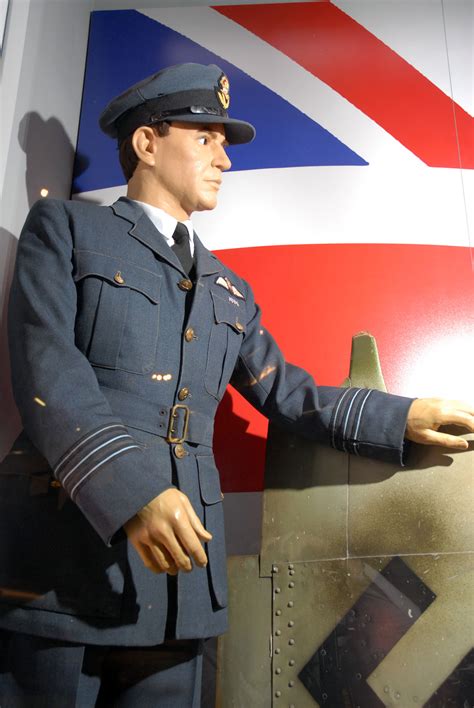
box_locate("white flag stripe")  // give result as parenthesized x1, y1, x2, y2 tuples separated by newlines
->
(75, 164, 470, 250)
(138, 6, 420, 168)
(334, 0, 473, 116)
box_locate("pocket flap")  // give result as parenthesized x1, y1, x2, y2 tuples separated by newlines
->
(211, 291, 246, 334)
(197, 456, 223, 505)
(74, 250, 161, 303)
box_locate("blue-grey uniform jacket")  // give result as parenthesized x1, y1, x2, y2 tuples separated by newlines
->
(0, 197, 413, 646)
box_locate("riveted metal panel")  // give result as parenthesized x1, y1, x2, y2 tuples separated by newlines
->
(217, 555, 272, 707)
(261, 333, 386, 577)
(261, 434, 349, 576)
(348, 433, 474, 557)
(270, 554, 473, 707)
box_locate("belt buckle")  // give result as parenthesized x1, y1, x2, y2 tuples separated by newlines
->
(166, 404, 190, 444)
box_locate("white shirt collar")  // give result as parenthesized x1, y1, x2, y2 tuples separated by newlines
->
(132, 200, 195, 255)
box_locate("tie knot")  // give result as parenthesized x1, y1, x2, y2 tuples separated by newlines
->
(173, 222, 189, 246)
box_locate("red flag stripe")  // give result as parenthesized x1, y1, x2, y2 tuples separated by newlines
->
(215, 2, 473, 168)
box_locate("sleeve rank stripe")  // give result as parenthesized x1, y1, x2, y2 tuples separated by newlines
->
(70, 445, 140, 500)
(352, 389, 373, 443)
(340, 388, 364, 452)
(330, 388, 353, 449)
(331, 388, 363, 451)
(60, 434, 134, 486)
(54, 423, 127, 475)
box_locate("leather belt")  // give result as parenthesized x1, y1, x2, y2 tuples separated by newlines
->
(101, 385, 214, 447)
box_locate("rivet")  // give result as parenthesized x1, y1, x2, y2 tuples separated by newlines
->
(288, 601, 294, 607)
(289, 659, 295, 666)
(275, 609, 282, 616)
(275, 690, 281, 698)
(288, 563, 294, 570)
(275, 648, 280, 654)
(272, 565, 279, 573)
(289, 639, 295, 645)
(289, 569, 295, 576)
(275, 587, 281, 593)
(288, 620, 294, 627)
(275, 630, 281, 636)
(288, 680, 294, 687)
(289, 581, 295, 588)
(275, 668, 281, 674)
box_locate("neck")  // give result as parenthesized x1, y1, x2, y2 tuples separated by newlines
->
(127, 178, 189, 221)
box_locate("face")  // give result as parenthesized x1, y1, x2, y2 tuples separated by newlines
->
(136, 121, 232, 220)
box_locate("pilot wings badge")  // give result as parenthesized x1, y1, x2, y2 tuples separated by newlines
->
(215, 275, 245, 299)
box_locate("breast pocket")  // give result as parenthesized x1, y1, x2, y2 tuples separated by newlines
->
(205, 291, 246, 400)
(74, 251, 161, 374)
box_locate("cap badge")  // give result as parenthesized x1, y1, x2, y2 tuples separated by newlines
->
(216, 74, 230, 110)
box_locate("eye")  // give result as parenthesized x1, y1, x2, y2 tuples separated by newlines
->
(198, 135, 208, 145)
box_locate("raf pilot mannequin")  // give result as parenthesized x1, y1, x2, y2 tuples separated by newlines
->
(1, 63, 473, 706)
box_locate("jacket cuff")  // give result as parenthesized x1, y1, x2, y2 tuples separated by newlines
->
(54, 428, 174, 545)
(329, 388, 414, 466)
(53, 422, 140, 500)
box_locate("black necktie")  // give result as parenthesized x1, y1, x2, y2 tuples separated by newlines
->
(171, 223, 193, 275)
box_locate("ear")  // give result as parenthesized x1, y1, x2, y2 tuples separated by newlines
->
(131, 126, 158, 166)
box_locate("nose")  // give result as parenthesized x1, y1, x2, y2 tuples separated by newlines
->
(213, 142, 232, 172)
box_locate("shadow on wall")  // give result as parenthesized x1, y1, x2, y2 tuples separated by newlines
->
(18, 111, 89, 207)
(0, 113, 90, 461)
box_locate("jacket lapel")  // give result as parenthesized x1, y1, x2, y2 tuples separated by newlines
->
(193, 233, 224, 278)
(111, 197, 224, 278)
(111, 197, 182, 271)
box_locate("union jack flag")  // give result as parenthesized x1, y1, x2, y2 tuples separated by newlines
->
(73, 3, 473, 524)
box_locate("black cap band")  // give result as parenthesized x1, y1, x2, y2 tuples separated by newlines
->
(116, 88, 228, 141)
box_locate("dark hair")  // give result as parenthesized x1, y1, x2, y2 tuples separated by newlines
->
(118, 121, 170, 181)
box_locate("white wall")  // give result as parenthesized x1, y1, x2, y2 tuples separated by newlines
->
(0, 0, 93, 456)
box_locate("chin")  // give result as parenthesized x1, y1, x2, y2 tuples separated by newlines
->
(195, 197, 218, 212)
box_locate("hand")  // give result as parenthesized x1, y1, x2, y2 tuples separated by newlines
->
(124, 489, 212, 575)
(405, 398, 474, 449)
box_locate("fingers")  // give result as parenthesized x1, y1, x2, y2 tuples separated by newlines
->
(148, 542, 179, 575)
(438, 409, 474, 431)
(126, 489, 213, 575)
(406, 398, 474, 447)
(181, 495, 213, 540)
(420, 429, 470, 450)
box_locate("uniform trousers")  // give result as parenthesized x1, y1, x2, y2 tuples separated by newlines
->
(0, 630, 203, 707)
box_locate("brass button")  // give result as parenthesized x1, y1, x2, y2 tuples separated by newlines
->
(184, 327, 194, 342)
(178, 278, 193, 292)
(178, 387, 189, 401)
(235, 321, 244, 332)
(174, 444, 187, 459)
(114, 271, 125, 284)
(50, 479, 61, 489)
